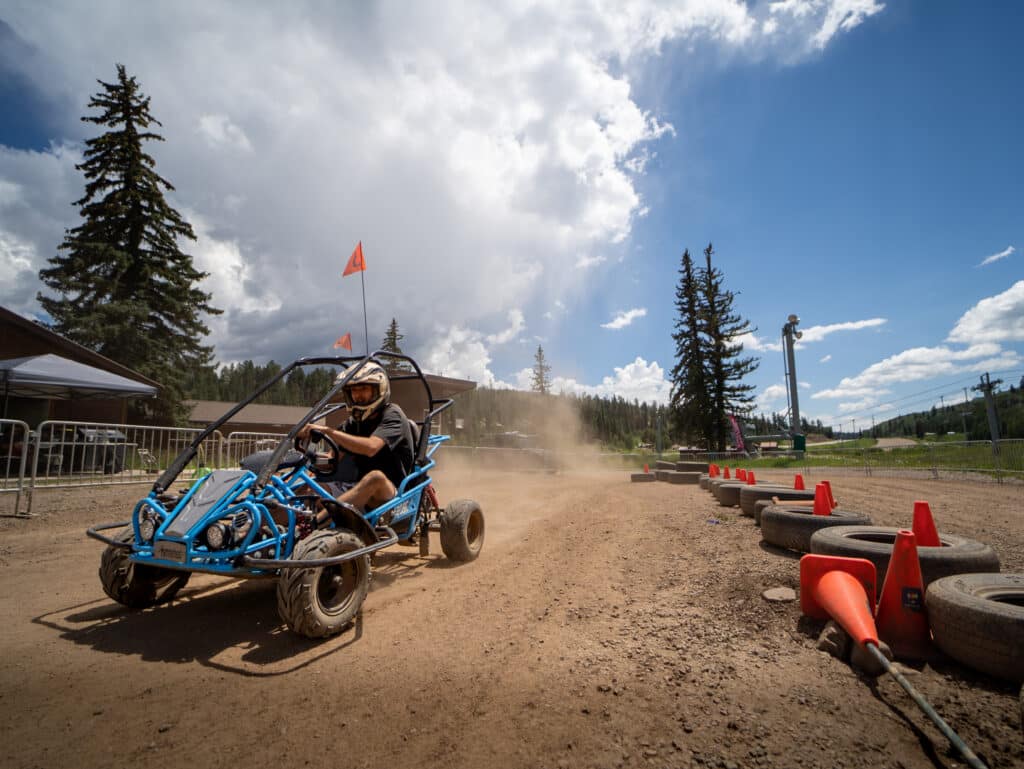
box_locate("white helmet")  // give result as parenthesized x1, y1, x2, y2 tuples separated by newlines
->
(339, 361, 390, 421)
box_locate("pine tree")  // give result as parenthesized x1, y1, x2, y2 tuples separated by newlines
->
(669, 248, 712, 447)
(37, 64, 219, 424)
(700, 243, 759, 451)
(531, 345, 552, 394)
(379, 317, 413, 372)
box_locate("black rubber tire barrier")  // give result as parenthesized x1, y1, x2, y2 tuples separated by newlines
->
(663, 470, 701, 485)
(630, 473, 657, 483)
(675, 461, 709, 473)
(655, 470, 670, 482)
(698, 474, 709, 490)
(739, 486, 816, 517)
(926, 573, 1024, 683)
(709, 478, 740, 499)
(716, 482, 750, 507)
(753, 499, 774, 526)
(809, 526, 1000, 593)
(761, 506, 873, 554)
(654, 460, 676, 471)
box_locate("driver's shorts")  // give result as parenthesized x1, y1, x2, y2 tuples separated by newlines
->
(321, 481, 356, 498)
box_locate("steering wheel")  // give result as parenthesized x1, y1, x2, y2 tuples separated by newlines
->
(294, 428, 341, 479)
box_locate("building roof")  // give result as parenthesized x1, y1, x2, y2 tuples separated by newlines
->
(0, 305, 161, 389)
(187, 400, 315, 428)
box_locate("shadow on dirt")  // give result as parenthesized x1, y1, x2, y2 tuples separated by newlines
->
(32, 577, 362, 677)
(369, 547, 462, 589)
(757, 541, 802, 560)
(32, 546, 474, 676)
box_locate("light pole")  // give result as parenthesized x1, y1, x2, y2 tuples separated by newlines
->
(782, 313, 803, 440)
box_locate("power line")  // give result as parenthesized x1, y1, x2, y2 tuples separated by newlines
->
(817, 368, 1024, 428)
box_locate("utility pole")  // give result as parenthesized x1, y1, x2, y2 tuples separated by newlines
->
(960, 387, 970, 439)
(972, 373, 1002, 454)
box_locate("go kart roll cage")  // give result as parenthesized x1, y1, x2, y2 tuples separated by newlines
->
(154, 350, 453, 495)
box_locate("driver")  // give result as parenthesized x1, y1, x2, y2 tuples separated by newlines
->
(296, 361, 414, 527)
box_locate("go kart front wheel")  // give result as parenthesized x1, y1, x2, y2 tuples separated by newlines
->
(277, 529, 370, 638)
(99, 531, 190, 609)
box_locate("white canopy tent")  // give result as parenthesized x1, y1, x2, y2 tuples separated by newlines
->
(0, 354, 157, 416)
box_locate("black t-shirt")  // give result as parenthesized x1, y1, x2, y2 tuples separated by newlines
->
(342, 403, 414, 489)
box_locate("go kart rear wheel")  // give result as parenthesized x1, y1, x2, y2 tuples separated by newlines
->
(99, 531, 190, 609)
(440, 499, 485, 562)
(277, 529, 369, 638)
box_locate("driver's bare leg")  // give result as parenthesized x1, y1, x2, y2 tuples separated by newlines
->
(314, 470, 396, 526)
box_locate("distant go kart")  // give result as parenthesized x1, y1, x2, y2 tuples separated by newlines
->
(87, 352, 484, 638)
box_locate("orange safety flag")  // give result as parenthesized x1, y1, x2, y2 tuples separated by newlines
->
(333, 332, 352, 351)
(343, 241, 366, 276)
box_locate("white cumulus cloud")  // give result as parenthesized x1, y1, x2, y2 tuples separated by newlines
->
(552, 357, 671, 404)
(485, 309, 526, 345)
(0, 1, 887, 379)
(197, 114, 253, 152)
(796, 317, 887, 343)
(947, 281, 1024, 344)
(601, 307, 647, 329)
(812, 342, 1021, 400)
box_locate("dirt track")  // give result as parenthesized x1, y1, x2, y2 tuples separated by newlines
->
(1, 464, 1022, 769)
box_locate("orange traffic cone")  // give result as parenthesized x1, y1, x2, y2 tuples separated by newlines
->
(746, 470, 757, 485)
(794, 473, 805, 490)
(737, 468, 747, 481)
(709, 464, 719, 477)
(812, 483, 832, 516)
(822, 480, 837, 509)
(643, 463, 649, 474)
(875, 530, 934, 660)
(800, 554, 878, 647)
(911, 501, 940, 547)
(723, 466, 730, 480)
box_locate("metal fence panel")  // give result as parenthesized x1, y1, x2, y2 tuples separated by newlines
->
(28, 420, 222, 512)
(0, 419, 31, 516)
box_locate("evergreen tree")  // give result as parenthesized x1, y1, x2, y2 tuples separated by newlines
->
(700, 243, 759, 450)
(379, 317, 413, 372)
(37, 64, 219, 424)
(669, 248, 711, 447)
(531, 345, 552, 394)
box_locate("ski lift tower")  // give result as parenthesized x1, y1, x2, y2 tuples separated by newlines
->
(782, 313, 806, 453)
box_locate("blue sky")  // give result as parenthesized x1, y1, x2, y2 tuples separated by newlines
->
(0, 1, 1021, 432)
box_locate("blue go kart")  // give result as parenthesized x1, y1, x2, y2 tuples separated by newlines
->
(87, 352, 484, 638)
